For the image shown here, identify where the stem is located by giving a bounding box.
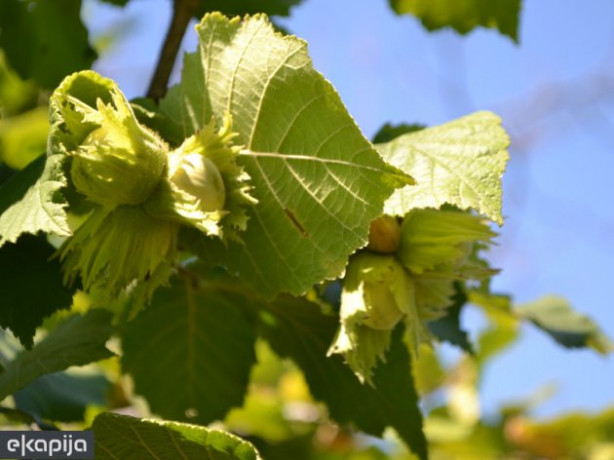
[147,0,199,102]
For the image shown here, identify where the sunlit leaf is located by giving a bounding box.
[161,13,411,296]
[378,111,509,225]
[92,412,261,459]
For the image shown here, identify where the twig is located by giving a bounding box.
[147,0,199,102]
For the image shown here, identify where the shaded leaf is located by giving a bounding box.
[99,0,130,6]
[131,97,184,147]
[92,412,261,459]
[428,284,473,354]
[0,235,73,348]
[377,111,509,225]
[256,296,427,459]
[0,164,13,185]
[121,280,257,424]
[0,310,114,401]
[372,122,425,144]
[0,0,96,88]
[389,0,522,42]
[14,370,111,423]
[161,13,411,297]
[196,0,303,18]
[516,296,613,354]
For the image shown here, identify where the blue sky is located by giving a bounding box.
[84,0,614,419]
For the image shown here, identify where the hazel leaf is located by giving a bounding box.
[161,13,412,297]
[377,111,509,225]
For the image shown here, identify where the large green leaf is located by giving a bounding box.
[377,111,509,225]
[161,13,411,296]
[0,145,70,249]
[121,280,257,424]
[0,235,72,348]
[516,296,614,355]
[0,0,96,88]
[256,296,427,459]
[389,0,522,42]
[92,412,261,459]
[0,310,114,401]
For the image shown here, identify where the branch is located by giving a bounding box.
[147,0,199,102]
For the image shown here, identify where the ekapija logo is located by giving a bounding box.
[0,431,94,459]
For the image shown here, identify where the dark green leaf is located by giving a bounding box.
[427,284,474,354]
[121,280,257,424]
[389,0,522,42]
[196,0,303,18]
[130,97,185,147]
[0,154,44,215]
[0,310,114,400]
[256,297,427,459]
[0,164,14,185]
[372,123,426,144]
[0,235,73,348]
[516,296,614,354]
[0,0,96,88]
[0,406,35,425]
[98,0,130,6]
[14,371,110,423]
[92,412,261,459]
